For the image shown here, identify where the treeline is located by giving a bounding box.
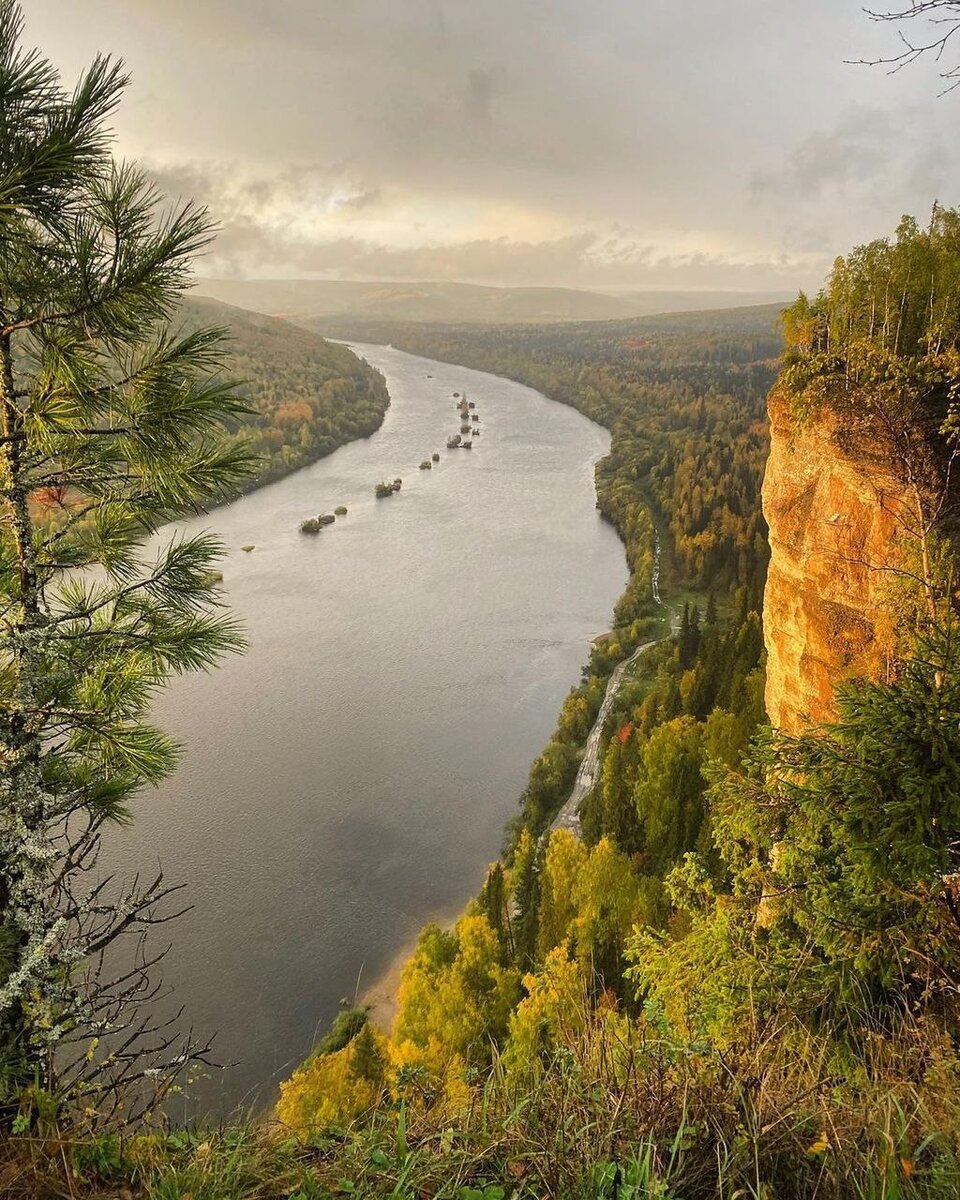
[314,307,779,605]
[272,228,960,1198]
[182,297,390,497]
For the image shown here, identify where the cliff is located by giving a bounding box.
[762,387,907,733]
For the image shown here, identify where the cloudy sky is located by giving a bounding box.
[24,1,960,292]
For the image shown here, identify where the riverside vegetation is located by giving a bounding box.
[3,8,960,1200]
[269,210,960,1199]
[179,297,389,499]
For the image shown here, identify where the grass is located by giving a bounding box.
[8,996,960,1200]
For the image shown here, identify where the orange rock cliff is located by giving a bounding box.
[761,387,908,734]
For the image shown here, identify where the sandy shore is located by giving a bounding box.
[360,907,462,1030]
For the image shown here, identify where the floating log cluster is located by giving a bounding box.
[298,507,347,533]
[299,511,339,533]
[298,383,484,542]
[449,390,480,447]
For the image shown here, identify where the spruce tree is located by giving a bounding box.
[0,2,252,1117]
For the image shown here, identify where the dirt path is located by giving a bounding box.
[550,637,661,836]
[551,530,676,837]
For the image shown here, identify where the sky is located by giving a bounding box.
[23,0,960,293]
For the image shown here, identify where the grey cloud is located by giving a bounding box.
[146,161,381,222]
[26,0,960,291]
[195,214,810,293]
[751,108,895,199]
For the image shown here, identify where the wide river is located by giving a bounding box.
[103,344,627,1115]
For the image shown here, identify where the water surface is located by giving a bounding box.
[104,344,627,1114]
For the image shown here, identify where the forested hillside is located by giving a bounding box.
[195,277,789,325]
[270,250,960,1197]
[179,296,389,495]
[272,309,784,1175]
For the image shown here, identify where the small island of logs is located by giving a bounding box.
[299,512,337,534]
[443,389,485,450]
[298,386,483,545]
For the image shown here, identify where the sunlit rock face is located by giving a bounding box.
[761,387,906,733]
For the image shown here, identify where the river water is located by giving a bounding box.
[102,344,627,1115]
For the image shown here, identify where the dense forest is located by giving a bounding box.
[181,297,389,496]
[270,221,960,1199]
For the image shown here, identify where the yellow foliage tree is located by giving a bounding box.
[574,837,641,949]
[503,947,587,1078]
[537,830,644,979]
[537,828,589,957]
[277,1022,388,1136]
[390,914,521,1094]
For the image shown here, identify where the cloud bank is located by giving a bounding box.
[25,0,960,291]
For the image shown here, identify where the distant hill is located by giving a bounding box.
[193,278,792,325]
[298,301,787,351]
[180,295,390,495]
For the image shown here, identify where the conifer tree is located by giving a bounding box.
[0,2,252,1117]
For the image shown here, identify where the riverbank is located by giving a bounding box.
[359,905,462,1029]
[106,342,626,1113]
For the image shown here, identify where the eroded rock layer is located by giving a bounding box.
[762,388,905,733]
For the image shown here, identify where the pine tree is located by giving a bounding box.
[478,861,509,954]
[511,829,542,971]
[0,3,252,1116]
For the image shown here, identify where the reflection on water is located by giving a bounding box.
[101,343,627,1114]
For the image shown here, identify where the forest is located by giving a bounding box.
[181,297,390,497]
[269,218,960,1199]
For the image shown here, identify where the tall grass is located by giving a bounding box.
[5,976,959,1198]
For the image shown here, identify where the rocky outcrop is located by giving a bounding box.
[762,388,907,733]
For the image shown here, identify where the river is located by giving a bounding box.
[101,343,628,1116]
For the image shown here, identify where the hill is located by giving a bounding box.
[178,295,390,494]
[305,300,786,347]
[193,277,791,325]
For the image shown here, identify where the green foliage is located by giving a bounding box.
[314,1007,370,1058]
[178,297,389,497]
[630,623,960,1041]
[0,2,249,1115]
[783,208,960,375]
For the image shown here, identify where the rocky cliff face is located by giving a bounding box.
[762,388,907,733]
